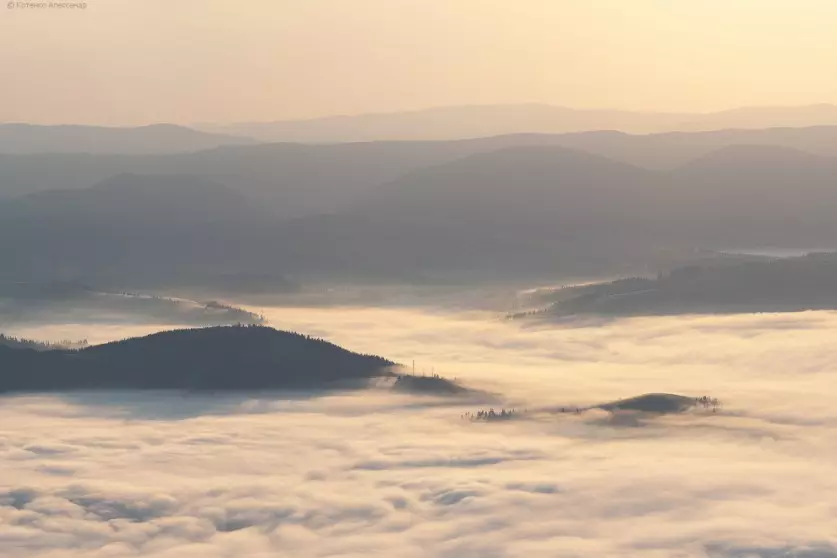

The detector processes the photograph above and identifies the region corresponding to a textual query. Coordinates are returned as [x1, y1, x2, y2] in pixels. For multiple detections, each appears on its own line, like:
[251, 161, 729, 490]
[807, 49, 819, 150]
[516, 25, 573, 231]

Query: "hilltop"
[0, 325, 395, 393]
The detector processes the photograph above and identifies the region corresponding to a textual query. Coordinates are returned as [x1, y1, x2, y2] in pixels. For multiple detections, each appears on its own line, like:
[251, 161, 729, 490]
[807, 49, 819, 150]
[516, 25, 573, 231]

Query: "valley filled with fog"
[5, 2, 837, 554]
[4, 122, 837, 556]
[3, 304, 837, 557]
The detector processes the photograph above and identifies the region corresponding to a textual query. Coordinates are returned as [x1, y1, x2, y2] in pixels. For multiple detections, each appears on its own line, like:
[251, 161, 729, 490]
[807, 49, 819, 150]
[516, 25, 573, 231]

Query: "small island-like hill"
[0, 325, 397, 393]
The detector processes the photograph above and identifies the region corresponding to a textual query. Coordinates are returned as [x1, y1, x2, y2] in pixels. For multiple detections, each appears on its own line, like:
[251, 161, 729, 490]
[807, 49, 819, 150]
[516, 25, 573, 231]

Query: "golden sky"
[1, 0, 836, 125]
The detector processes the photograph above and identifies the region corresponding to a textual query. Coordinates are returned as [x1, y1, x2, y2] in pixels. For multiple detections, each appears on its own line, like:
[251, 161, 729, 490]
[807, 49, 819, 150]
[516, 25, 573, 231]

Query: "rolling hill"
[0, 325, 395, 393]
[0, 174, 286, 288]
[2, 142, 836, 285]
[537, 253, 837, 317]
[3, 126, 837, 219]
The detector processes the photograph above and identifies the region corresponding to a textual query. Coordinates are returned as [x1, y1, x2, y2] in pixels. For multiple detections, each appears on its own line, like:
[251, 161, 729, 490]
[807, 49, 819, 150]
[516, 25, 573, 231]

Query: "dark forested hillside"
[537, 253, 837, 317]
[0, 334, 87, 351]
[0, 326, 395, 393]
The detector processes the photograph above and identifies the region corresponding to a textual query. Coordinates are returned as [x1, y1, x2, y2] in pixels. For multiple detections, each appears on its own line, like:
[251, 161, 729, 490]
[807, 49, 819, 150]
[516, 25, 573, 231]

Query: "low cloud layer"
[3, 307, 837, 556]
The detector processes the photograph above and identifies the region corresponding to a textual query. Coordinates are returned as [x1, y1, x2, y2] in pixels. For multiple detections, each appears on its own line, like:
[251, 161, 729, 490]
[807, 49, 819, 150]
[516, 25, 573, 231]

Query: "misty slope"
[0, 325, 395, 393]
[0, 173, 270, 228]
[201, 104, 837, 143]
[676, 104, 837, 132]
[0, 123, 258, 155]
[269, 147, 667, 279]
[666, 145, 837, 247]
[0, 141, 529, 218]
[204, 104, 690, 142]
[0, 280, 266, 328]
[2, 143, 837, 285]
[539, 253, 837, 317]
[0, 174, 286, 287]
[271, 143, 837, 280]
[543, 125, 837, 169]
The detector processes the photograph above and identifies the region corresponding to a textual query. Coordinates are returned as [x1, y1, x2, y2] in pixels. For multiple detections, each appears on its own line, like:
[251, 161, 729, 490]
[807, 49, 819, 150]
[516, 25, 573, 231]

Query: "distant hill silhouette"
[4, 126, 837, 213]
[202, 104, 689, 142]
[267, 143, 837, 280]
[541, 126, 837, 169]
[0, 325, 395, 393]
[667, 146, 837, 248]
[287, 146, 662, 279]
[537, 253, 837, 317]
[201, 103, 837, 143]
[0, 141, 518, 217]
[0, 281, 266, 327]
[0, 334, 87, 352]
[675, 104, 837, 132]
[0, 173, 272, 229]
[0, 174, 291, 289]
[596, 393, 698, 414]
[3, 143, 837, 284]
[0, 126, 837, 210]
[0, 123, 258, 155]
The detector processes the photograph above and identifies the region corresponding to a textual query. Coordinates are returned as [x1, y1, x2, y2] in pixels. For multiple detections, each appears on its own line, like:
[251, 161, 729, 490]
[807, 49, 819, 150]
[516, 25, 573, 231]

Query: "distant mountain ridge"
[2, 142, 837, 284]
[0, 174, 284, 288]
[0, 123, 259, 155]
[4, 126, 837, 220]
[261, 143, 837, 280]
[201, 103, 837, 143]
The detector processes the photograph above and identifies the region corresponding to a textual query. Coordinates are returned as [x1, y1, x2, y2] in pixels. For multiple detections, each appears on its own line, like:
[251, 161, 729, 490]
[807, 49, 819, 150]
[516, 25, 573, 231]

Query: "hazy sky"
[2, 0, 836, 125]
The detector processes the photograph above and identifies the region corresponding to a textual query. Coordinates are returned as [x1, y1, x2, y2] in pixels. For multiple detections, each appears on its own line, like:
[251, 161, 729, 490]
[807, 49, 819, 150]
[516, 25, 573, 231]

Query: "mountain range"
[534, 253, 837, 317]
[2, 141, 836, 285]
[6, 103, 837, 155]
[200, 103, 837, 142]
[3, 125, 837, 220]
[0, 123, 258, 155]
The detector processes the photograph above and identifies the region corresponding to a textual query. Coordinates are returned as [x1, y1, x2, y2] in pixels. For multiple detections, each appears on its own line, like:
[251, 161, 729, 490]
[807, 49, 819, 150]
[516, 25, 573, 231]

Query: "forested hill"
[0, 334, 88, 351]
[537, 253, 837, 317]
[0, 326, 395, 393]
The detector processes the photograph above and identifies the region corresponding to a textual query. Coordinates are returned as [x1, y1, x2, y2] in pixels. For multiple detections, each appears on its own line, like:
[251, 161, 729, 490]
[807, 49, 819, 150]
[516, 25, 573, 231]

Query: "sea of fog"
[3, 306, 837, 557]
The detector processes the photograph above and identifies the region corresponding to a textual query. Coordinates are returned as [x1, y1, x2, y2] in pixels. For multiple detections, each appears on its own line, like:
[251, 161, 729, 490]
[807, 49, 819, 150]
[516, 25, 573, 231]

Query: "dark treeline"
[0, 280, 266, 327]
[392, 373, 468, 395]
[0, 325, 395, 393]
[463, 408, 520, 422]
[0, 334, 88, 352]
